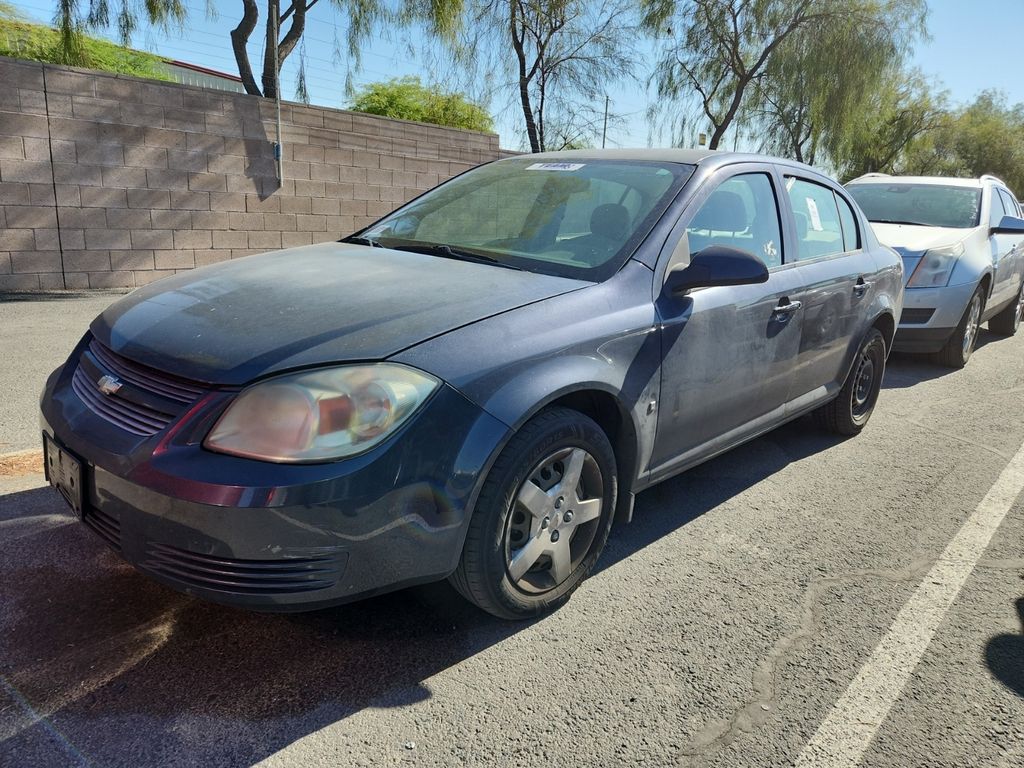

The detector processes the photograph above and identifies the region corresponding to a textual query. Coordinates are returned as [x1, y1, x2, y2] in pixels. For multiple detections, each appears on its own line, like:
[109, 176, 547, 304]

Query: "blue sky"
[10, 0, 1024, 150]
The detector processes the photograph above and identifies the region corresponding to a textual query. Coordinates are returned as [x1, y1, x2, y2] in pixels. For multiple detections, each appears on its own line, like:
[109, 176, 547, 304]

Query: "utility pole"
[271, 0, 283, 184]
[601, 96, 609, 149]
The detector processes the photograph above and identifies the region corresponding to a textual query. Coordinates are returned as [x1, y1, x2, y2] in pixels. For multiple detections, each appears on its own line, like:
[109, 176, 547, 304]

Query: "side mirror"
[991, 215, 1024, 235]
[664, 245, 769, 295]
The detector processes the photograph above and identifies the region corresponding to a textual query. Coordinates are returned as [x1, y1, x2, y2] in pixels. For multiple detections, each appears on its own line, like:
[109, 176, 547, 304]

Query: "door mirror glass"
[992, 216, 1024, 235]
[664, 245, 769, 295]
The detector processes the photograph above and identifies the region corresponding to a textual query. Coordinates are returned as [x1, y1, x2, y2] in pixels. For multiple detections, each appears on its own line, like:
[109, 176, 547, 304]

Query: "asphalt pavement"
[0, 292, 1022, 767]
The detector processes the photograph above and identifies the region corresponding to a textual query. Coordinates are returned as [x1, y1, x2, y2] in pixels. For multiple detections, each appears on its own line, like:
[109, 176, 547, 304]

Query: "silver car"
[846, 174, 1024, 367]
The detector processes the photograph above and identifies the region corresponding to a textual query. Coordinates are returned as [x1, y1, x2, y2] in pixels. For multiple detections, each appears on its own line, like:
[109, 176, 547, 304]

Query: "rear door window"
[785, 177, 845, 261]
[835, 191, 860, 252]
[998, 189, 1019, 218]
[989, 189, 1007, 227]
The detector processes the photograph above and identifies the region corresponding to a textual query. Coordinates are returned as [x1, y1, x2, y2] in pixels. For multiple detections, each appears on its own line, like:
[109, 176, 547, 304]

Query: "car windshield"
[357, 158, 692, 280]
[846, 183, 981, 229]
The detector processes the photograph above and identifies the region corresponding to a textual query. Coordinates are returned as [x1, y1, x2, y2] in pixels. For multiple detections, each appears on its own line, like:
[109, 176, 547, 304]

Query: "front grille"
[142, 542, 341, 594]
[71, 340, 207, 437]
[83, 506, 121, 550]
[88, 340, 204, 404]
[900, 308, 935, 325]
[72, 365, 175, 436]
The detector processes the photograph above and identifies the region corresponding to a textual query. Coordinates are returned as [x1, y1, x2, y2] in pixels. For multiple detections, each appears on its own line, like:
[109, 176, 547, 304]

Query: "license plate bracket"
[43, 434, 84, 518]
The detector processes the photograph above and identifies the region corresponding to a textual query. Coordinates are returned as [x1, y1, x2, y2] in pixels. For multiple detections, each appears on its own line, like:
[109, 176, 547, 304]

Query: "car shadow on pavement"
[884, 352, 957, 388]
[985, 596, 1024, 699]
[0, 487, 530, 766]
[596, 417, 843, 575]
[883, 329, 1004, 389]
[0, 414, 875, 766]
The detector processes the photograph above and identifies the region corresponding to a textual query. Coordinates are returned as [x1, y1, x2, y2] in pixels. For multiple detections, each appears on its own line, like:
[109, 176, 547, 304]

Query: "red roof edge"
[164, 59, 243, 82]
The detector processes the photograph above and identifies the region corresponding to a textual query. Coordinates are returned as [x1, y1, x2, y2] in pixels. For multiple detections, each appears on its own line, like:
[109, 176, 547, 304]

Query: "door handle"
[853, 277, 870, 297]
[770, 299, 802, 313]
[771, 299, 802, 321]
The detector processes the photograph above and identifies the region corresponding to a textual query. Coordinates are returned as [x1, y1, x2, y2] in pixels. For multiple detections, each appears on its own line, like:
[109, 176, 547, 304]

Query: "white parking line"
[795, 437, 1024, 768]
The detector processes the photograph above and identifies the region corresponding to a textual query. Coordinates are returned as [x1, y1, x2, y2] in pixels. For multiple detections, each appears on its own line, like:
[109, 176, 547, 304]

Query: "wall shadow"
[985, 596, 1024, 699]
[224, 95, 280, 201]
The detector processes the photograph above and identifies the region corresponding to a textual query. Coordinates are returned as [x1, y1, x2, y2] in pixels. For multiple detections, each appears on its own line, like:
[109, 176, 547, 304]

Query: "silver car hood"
[869, 223, 972, 254]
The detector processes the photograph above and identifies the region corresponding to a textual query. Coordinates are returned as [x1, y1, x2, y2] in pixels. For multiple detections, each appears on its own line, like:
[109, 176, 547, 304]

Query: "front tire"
[937, 286, 985, 368]
[814, 328, 886, 436]
[449, 407, 617, 620]
[988, 280, 1024, 337]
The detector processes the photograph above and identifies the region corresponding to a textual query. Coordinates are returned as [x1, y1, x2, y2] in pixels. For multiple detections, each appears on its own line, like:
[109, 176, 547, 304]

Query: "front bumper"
[40, 348, 509, 611]
[892, 282, 976, 353]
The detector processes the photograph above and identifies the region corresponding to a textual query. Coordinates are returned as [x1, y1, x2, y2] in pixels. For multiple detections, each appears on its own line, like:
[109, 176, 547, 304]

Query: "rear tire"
[936, 286, 985, 368]
[814, 328, 886, 436]
[449, 407, 617, 620]
[988, 280, 1024, 336]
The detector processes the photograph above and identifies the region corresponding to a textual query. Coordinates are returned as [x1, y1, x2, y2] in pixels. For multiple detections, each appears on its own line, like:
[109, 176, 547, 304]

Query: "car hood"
[869, 223, 971, 254]
[91, 243, 588, 385]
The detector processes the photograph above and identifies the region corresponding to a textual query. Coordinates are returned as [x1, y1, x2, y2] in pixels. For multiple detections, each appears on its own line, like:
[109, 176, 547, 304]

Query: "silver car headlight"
[204, 364, 439, 463]
[906, 243, 965, 288]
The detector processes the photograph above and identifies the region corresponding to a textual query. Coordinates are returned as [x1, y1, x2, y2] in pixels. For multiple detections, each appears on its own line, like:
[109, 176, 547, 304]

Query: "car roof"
[847, 174, 984, 189]
[502, 148, 828, 178]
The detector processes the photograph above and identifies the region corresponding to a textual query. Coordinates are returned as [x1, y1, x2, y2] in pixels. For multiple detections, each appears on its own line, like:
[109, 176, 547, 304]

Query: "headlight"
[204, 364, 439, 462]
[906, 243, 965, 288]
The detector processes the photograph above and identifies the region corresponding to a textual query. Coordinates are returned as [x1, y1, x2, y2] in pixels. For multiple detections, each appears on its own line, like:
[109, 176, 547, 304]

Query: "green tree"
[0, 16, 172, 80]
[452, 0, 637, 152]
[54, 0, 464, 100]
[349, 76, 494, 132]
[834, 68, 948, 180]
[901, 91, 1024, 193]
[642, 0, 924, 150]
[752, 0, 926, 164]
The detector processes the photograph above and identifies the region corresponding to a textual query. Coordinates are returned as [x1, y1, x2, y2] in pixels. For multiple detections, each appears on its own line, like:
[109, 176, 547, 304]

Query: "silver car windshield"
[359, 158, 692, 280]
[847, 183, 982, 229]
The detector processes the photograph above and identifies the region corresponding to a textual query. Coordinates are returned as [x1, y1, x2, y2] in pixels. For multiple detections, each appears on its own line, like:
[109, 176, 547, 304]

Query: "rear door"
[650, 166, 803, 474]
[782, 174, 869, 403]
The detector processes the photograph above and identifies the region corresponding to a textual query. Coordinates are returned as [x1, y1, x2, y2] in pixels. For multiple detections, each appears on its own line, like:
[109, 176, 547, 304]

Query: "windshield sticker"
[806, 198, 824, 231]
[526, 162, 586, 171]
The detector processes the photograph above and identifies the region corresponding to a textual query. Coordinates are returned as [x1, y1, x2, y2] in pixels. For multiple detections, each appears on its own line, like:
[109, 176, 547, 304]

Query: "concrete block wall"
[0, 56, 503, 290]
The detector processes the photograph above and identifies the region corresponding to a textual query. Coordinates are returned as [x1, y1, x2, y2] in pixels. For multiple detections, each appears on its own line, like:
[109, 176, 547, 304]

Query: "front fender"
[392, 260, 662, 487]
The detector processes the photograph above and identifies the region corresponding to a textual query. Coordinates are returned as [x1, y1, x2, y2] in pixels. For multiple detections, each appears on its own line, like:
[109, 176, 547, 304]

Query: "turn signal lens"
[204, 364, 439, 462]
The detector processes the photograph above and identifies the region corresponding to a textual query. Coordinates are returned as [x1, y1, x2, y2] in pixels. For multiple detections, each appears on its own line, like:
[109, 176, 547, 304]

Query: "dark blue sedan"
[41, 150, 903, 618]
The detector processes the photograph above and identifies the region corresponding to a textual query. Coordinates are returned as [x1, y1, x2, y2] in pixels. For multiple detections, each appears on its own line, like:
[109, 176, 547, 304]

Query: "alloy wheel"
[963, 295, 982, 358]
[505, 447, 604, 594]
[1015, 287, 1024, 331]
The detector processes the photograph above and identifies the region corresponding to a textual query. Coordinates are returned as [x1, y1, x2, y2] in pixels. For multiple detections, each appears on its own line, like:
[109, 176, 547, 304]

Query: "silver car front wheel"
[938, 286, 985, 368]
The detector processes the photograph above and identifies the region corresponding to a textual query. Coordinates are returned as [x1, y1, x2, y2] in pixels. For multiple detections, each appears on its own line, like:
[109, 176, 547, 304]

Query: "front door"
[990, 188, 1024, 310]
[650, 169, 803, 475]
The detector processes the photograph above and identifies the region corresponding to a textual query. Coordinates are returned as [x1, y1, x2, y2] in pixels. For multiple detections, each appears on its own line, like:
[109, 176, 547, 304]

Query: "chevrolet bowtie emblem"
[97, 374, 123, 396]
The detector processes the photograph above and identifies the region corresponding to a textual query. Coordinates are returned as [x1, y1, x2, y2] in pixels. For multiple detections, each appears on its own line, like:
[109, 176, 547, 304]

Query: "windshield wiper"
[390, 242, 524, 271]
[870, 219, 930, 227]
[340, 235, 383, 247]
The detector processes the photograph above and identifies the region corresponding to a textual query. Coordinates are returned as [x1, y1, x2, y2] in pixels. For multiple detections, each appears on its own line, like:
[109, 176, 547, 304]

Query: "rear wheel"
[988, 280, 1024, 336]
[449, 407, 617, 620]
[937, 286, 985, 368]
[814, 328, 886, 436]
